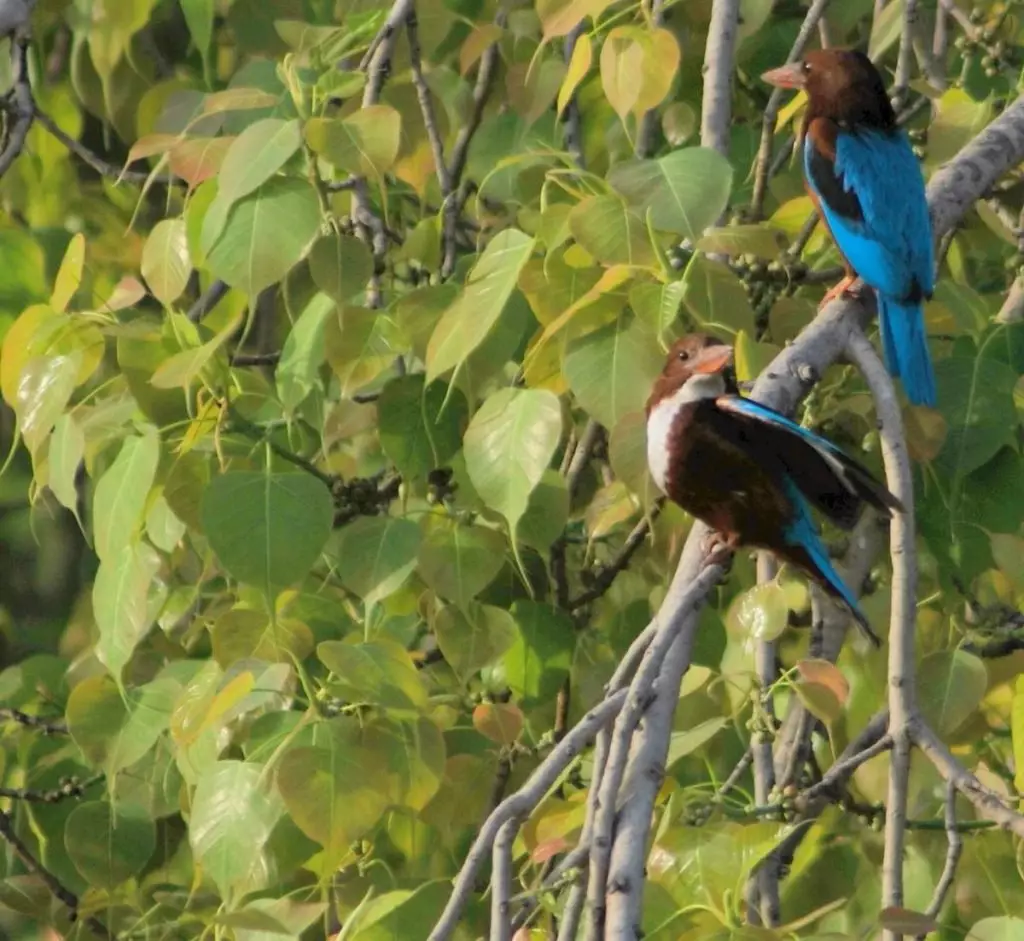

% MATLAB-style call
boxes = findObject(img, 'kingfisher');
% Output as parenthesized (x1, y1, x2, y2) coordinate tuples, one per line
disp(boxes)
(762, 49, 937, 407)
(646, 334, 902, 643)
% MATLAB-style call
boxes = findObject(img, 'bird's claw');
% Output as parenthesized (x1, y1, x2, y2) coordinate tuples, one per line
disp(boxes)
(702, 531, 737, 568)
(818, 274, 862, 311)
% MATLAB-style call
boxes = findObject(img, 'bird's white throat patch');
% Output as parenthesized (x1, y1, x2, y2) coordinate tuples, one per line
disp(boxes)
(646, 373, 725, 493)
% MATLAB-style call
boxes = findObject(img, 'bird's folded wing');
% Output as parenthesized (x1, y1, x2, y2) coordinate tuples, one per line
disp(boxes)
(804, 122, 933, 301)
(713, 396, 902, 526)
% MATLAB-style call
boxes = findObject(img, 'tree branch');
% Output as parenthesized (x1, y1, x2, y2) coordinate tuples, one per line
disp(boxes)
(699, 0, 741, 159)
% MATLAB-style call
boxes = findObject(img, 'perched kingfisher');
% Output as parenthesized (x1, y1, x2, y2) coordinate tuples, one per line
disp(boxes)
(645, 334, 902, 644)
(762, 49, 937, 407)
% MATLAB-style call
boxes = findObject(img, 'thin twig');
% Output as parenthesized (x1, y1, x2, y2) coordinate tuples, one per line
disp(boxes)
(0, 811, 113, 939)
(490, 821, 516, 941)
(187, 279, 229, 324)
(0, 37, 34, 179)
(750, 0, 831, 220)
(407, 10, 451, 197)
(699, 0, 741, 160)
(716, 748, 754, 800)
(799, 733, 894, 807)
(569, 509, 658, 610)
(0, 707, 67, 734)
(0, 774, 102, 804)
(917, 781, 962, 936)
(427, 689, 629, 941)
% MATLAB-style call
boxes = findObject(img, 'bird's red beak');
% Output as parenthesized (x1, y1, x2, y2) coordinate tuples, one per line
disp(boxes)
(761, 62, 806, 90)
(692, 345, 734, 375)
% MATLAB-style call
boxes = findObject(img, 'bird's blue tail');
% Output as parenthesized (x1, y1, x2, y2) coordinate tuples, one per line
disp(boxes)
(781, 480, 880, 645)
(878, 295, 936, 407)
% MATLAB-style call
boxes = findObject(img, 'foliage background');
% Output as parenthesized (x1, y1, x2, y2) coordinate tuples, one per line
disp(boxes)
(1, 0, 1024, 938)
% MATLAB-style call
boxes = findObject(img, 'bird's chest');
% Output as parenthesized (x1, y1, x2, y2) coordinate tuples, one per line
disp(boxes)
(646, 397, 792, 537)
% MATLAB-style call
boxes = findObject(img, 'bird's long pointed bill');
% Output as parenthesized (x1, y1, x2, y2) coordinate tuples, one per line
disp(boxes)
(693, 345, 734, 375)
(761, 63, 805, 89)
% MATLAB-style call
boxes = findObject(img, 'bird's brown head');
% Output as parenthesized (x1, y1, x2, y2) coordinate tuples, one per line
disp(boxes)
(645, 334, 734, 415)
(761, 49, 895, 131)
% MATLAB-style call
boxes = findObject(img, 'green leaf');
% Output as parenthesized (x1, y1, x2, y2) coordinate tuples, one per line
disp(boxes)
(17, 353, 80, 456)
(682, 256, 757, 336)
(563, 314, 663, 427)
(695, 225, 788, 259)
(918, 649, 988, 736)
(324, 306, 401, 395)
(568, 195, 656, 267)
(328, 516, 422, 614)
(318, 639, 428, 712)
(463, 388, 563, 539)
(630, 280, 687, 337)
(67, 674, 179, 773)
(304, 106, 402, 177)
(276, 720, 392, 865)
(1014, 676, 1024, 795)
(934, 355, 1018, 481)
(141, 218, 191, 306)
(726, 583, 790, 642)
(426, 229, 535, 382)
(967, 917, 1024, 941)
(418, 517, 506, 606)
(608, 148, 733, 239)
(202, 178, 321, 296)
(666, 717, 727, 768)
(434, 602, 518, 681)
(93, 542, 163, 681)
(201, 470, 334, 591)
(518, 469, 570, 550)
(211, 609, 314, 667)
(377, 375, 468, 480)
(65, 802, 156, 889)
(216, 118, 302, 205)
(215, 898, 327, 939)
(190, 760, 284, 898)
(868, 0, 905, 61)
(181, 0, 215, 62)
(93, 427, 161, 562)
(308, 230, 373, 305)
(342, 881, 450, 941)
(504, 601, 574, 704)
(276, 291, 333, 413)
(48, 414, 84, 519)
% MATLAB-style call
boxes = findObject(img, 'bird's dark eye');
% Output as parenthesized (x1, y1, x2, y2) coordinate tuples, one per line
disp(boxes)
(801, 61, 812, 75)
(677, 349, 690, 362)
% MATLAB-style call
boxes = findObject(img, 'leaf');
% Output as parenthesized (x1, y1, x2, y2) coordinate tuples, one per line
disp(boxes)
(48, 414, 84, 518)
(927, 88, 995, 168)
(463, 388, 563, 538)
(563, 314, 663, 427)
(666, 717, 727, 767)
(426, 229, 535, 382)
(473, 703, 524, 745)
(503, 601, 574, 704)
(65, 802, 156, 889)
(93, 542, 163, 681)
(324, 306, 401, 395)
(341, 881, 449, 941)
(181, 0, 215, 62)
(201, 178, 321, 296)
(726, 583, 790, 642)
(142, 218, 191, 306)
(16, 353, 80, 456)
(933, 356, 1018, 482)
(600, 27, 679, 121)
(518, 469, 570, 550)
(378, 375, 468, 480)
(211, 609, 314, 667)
(795, 659, 850, 725)
(201, 471, 334, 591)
(190, 760, 284, 897)
(630, 280, 688, 337)
(276, 291, 333, 413)
(434, 602, 519, 681)
(319, 639, 428, 712)
(308, 230, 373, 305)
(868, 0, 904, 60)
(967, 917, 1024, 941)
(329, 516, 422, 613)
(216, 117, 302, 205)
(418, 517, 506, 606)
(93, 427, 161, 562)
(537, 0, 616, 42)
(695, 225, 788, 259)
(557, 33, 592, 116)
(918, 649, 988, 736)
(608, 148, 733, 240)
(51, 232, 85, 312)
(568, 196, 655, 268)
(682, 255, 757, 335)
(304, 106, 402, 178)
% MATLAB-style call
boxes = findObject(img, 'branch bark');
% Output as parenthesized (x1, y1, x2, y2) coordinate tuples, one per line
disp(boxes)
(700, 0, 741, 159)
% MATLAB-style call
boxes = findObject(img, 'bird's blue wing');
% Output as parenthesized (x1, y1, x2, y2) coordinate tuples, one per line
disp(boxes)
(715, 396, 845, 458)
(804, 127, 933, 300)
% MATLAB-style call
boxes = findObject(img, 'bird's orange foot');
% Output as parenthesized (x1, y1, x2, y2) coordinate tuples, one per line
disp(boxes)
(818, 274, 861, 311)
(702, 531, 739, 567)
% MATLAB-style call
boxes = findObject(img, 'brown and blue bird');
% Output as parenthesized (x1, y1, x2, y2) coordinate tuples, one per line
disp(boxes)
(763, 49, 937, 407)
(646, 334, 902, 644)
